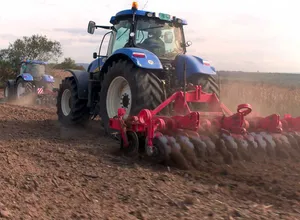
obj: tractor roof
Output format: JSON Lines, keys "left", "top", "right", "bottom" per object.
{"left": 110, "top": 2, "right": 187, "bottom": 25}
{"left": 21, "top": 60, "right": 47, "bottom": 65}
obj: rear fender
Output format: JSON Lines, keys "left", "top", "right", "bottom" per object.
{"left": 43, "top": 74, "right": 55, "bottom": 83}
{"left": 6, "top": 79, "right": 16, "bottom": 87}
{"left": 6, "top": 80, "right": 16, "bottom": 94}
{"left": 174, "top": 54, "right": 217, "bottom": 81}
{"left": 64, "top": 69, "right": 89, "bottom": 99}
{"left": 17, "top": 73, "right": 34, "bottom": 81}
{"left": 101, "top": 48, "right": 163, "bottom": 74}
{"left": 5, "top": 80, "right": 16, "bottom": 97}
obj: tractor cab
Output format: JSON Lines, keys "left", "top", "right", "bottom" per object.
{"left": 88, "top": 1, "right": 191, "bottom": 61}
{"left": 20, "top": 60, "right": 47, "bottom": 80}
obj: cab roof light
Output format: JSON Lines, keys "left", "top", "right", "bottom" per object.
{"left": 132, "top": 1, "right": 138, "bottom": 10}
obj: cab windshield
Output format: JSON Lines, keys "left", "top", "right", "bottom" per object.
{"left": 110, "top": 16, "right": 185, "bottom": 59}
{"left": 135, "top": 17, "right": 185, "bottom": 59}
{"left": 21, "top": 63, "right": 46, "bottom": 77}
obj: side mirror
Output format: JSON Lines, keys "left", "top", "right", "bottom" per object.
{"left": 185, "top": 41, "right": 192, "bottom": 47}
{"left": 93, "top": 52, "right": 98, "bottom": 59}
{"left": 87, "top": 21, "right": 96, "bottom": 34}
{"left": 164, "top": 31, "right": 173, "bottom": 43}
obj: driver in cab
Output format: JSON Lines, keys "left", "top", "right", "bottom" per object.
{"left": 140, "top": 29, "right": 166, "bottom": 56}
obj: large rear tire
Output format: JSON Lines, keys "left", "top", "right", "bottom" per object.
{"left": 4, "top": 81, "right": 15, "bottom": 102}
{"left": 16, "top": 78, "right": 34, "bottom": 99}
{"left": 188, "top": 74, "right": 220, "bottom": 98}
{"left": 100, "top": 60, "right": 164, "bottom": 135}
{"left": 56, "top": 76, "right": 90, "bottom": 127}
{"left": 187, "top": 74, "right": 220, "bottom": 111}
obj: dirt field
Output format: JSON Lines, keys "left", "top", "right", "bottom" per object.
{"left": 0, "top": 81, "right": 300, "bottom": 220}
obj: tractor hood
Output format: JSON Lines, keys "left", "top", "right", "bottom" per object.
{"left": 174, "top": 54, "right": 217, "bottom": 81}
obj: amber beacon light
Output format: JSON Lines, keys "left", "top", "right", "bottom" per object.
{"left": 132, "top": 1, "right": 138, "bottom": 10}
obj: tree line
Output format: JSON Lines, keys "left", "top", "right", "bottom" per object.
{"left": 0, "top": 34, "right": 85, "bottom": 85}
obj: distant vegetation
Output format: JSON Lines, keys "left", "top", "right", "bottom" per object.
{"left": 0, "top": 34, "right": 299, "bottom": 89}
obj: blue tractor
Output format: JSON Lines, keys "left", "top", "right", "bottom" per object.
{"left": 4, "top": 59, "right": 56, "bottom": 104}
{"left": 56, "top": 2, "right": 219, "bottom": 135}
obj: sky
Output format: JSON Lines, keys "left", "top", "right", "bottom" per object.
{"left": 0, "top": 0, "right": 299, "bottom": 72}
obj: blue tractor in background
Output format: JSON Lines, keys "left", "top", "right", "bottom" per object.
{"left": 56, "top": 1, "right": 220, "bottom": 135}
{"left": 4, "top": 59, "right": 57, "bottom": 105}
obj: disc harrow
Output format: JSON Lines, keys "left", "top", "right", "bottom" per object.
{"left": 109, "top": 85, "right": 300, "bottom": 169}
{"left": 35, "top": 88, "right": 58, "bottom": 107}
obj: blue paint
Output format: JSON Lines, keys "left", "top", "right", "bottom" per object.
{"left": 106, "top": 47, "right": 163, "bottom": 70}
{"left": 88, "top": 56, "right": 107, "bottom": 72}
{"left": 175, "top": 54, "right": 217, "bottom": 80}
{"left": 43, "top": 74, "right": 55, "bottom": 83}
{"left": 110, "top": 9, "right": 187, "bottom": 25}
{"left": 18, "top": 73, "right": 34, "bottom": 81}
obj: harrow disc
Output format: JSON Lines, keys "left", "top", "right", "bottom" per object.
{"left": 150, "top": 135, "right": 171, "bottom": 164}
{"left": 120, "top": 131, "right": 139, "bottom": 157}
{"left": 146, "top": 130, "right": 300, "bottom": 169}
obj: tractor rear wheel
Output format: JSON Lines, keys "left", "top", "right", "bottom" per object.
{"left": 4, "top": 81, "right": 15, "bottom": 102}
{"left": 187, "top": 74, "right": 220, "bottom": 111}
{"left": 188, "top": 74, "right": 220, "bottom": 98}
{"left": 16, "top": 78, "right": 34, "bottom": 99}
{"left": 100, "top": 60, "right": 164, "bottom": 135}
{"left": 56, "top": 76, "right": 90, "bottom": 126}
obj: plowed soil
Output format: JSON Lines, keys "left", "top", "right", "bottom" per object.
{"left": 0, "top": 91, "right": 300, "bottom": 219}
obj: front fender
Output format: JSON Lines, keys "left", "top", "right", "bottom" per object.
{"left": 88, "top": 56, "right": 107, "bottom": 73}
{"left": 43, "top": 74, "right": 55, "bottom": 83}
{"left": 104, "top": 48, "right": 163, "bottom": 71}
{"left": 64, "top": 69, "right": 89, "bottom": 99}
{"left": 18, "top": 73, "right": 34, "bottom": 81}
{"left": 175, "top": 54, "right": 217, "bottom": 81}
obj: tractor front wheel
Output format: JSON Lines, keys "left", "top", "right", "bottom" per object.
{"left": 56, "top": 76, "right": 90, "bottom": 126}
{"left": 100, "top": 60, "right": 164, "bottom": 135}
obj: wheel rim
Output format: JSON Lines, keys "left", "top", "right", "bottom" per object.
{"left": 16, "top": 82, "right": 26, "bottom": 98}
{"left": 61, "top": 89, "right": 72, "bottom": 116}
{"left": 4, "top": 86, "right": 8, "bottom": 98}
{"left": 106, "top": 76, "right": 132, "bottom": 119}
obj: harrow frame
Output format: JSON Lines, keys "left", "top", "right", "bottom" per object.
{"left": 109, "top": 83, "right": 300, "bottom": 166}
{"left": 109, "top": 85, "right": 254, "bottom": 156}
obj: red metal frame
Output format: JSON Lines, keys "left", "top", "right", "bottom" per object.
{"left": 280, "top": 114, "right": 300, "bottom": 132}
{"left": 109, "top": 85, "right": 300, "bottom": 151}
{"left": 109, "top": 85, "right": 253, "bottom": 148}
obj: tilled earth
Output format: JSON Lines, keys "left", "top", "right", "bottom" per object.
{"left": 0, "top": 100, "right": 300, "bottom": 219}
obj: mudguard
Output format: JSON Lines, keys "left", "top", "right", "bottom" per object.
{"left": 43, "top": 74, "right": 55, "bottom": 83}
{"left": 6, "top": 79, "right": 16, "bottom": 87}
{"left": 65, "top": 69, "right": 89, "bottom": 99}
{"left": 174, "top": 54, "right": 217, "bottom": 81}
{"left": 17, "top": 73, "right": 34, "bottom": 81}
{"left": 4, "top": 80, "right": 16, "bottom": 100}
{"left": 101, "top": 48, "right": 163, "bottom": 73}
{"left": 88, "top": 56, "right": 107, "bottom": 73}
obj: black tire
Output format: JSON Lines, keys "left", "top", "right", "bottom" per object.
{"left": 16, "top": 78, "right": 34, "bottom": 99}
{"left": 4, "top": 82, "right": 15, "bottom": 102}
{"left": 187, "top": 74, "right": 220, "bottom": 112}
{"left": 56, "top": 76, "right": 90, "bottom": 127}
{"left": 100, "top": 60, "right": 164, "bottom": 134}
{"left": 188, "top": 74, "right": 220, "bottom": 98}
